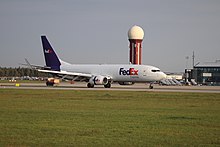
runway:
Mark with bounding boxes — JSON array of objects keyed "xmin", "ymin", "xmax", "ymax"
[{"xmin": 1, "ymin": 82, "xmax": 220, "ymax": 93}]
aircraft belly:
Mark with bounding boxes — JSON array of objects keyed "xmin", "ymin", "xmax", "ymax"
[{"xmin": 114, "ymin": 75, "xmax": 141, "ymax": 82}]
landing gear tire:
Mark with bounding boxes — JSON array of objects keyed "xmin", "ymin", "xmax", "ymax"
[
  {"xmin": 104, "ymin": 82, "xmax": 111, "ymax": 88},
  {"xmin": 149, "ymin": 84, "xmax": 153, "ymax": 89},
  {"xmin": 46, "ymin": 81, "xmax": 54, "ymax": 86},
  {"xmin": 87, "ymin": 83, "xmax": 94, "ymax": 88}
]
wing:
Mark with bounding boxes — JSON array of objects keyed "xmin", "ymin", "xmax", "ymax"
[
  {"xmin": 21, "ymin": 58, "xmax": 51, "ymax": 70},
  {"xmin": 38, "ymin": 69, "xmax": 92, "ymax": 82}
]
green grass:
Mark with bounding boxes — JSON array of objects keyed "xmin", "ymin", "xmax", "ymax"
[{"xmin": 0, "ymin": 89, "xmax": 219, "ymax": 146}]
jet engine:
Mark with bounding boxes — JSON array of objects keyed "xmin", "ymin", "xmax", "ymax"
[
  {"xmin": 89, "ymin": 76, "xmax": 108, "ymax": 85},
  {"xmin": 46, "ymin": 78, "xmax": 60, "ymax": 86}
]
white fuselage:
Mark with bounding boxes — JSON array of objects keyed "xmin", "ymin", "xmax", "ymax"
[
  {"xmin": 60, "ymin": 62, "xmax": 166, "ymax": 82},
  {"xmin": 39, "ymin": 36, "xmax": 166, "ymax": 88}
]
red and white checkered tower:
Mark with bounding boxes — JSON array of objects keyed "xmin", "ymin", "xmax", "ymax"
[{"xmin": 128, "ymin": 25, "xmax": 144, "ymax": 64}]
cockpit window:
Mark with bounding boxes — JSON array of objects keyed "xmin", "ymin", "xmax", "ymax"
[{"xmin": 151, "ymin": 69, "xmax": 160, "ymax": 72}]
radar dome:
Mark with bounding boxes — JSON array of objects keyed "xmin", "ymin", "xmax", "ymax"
[{"xmin": 128, "ymin": 25, "xmax": 144, "ymax": 39}]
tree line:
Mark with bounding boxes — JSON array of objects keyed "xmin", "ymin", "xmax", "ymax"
[{"xmin": 0, "ymin": 67, "xmax": 48, "ymax": 77}]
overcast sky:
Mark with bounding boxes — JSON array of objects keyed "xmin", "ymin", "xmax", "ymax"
[{"xmin": 0, "ymin": 0, "xmax": 219, "ymax": 72}]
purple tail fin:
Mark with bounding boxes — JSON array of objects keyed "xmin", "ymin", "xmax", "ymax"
[{"xmin": 41, "ymin": 36, "xmax": 61, "ymax": 71}]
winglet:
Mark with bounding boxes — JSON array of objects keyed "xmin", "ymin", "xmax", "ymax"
[{"xmin": 41, "ymin": 36, "xmax": 61, "ymax": 71}]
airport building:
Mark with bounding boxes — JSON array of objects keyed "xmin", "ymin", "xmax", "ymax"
[{"xmin": 185, "ymin": 60, "xmax": 220, "ymax": 86}]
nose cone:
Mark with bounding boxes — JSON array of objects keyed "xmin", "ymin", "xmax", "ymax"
[{"xmin": 160, "ymin": 72, "xmax": 167, "ymax": 80}]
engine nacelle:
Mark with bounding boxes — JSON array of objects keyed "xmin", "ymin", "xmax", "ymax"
[{"xmin": 89, "ymin": 76, "xmax": 108, "ymax": 85}]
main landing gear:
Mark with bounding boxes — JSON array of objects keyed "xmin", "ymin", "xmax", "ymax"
[
  {"xmin": 46, "ymin": 81, "xmax": 54, "ymax": 86},
  {"xmin": 87, "ymin": 82, "xmax": 111, "ymax": 88},
  {"xmin": 104, "ymin": 82, "xmax": 111, "ymax": 88},
  {"xmin": 87, "ymin": 83, "xmax": 94, "ymax": 88}
]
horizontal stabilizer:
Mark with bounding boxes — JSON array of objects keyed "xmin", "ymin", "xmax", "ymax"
[{"xmin": 22, "ymin": 58, "xmax": 51, "ymax": 70}]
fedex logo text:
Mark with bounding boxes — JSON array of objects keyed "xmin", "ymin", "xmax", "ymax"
[
  {"xmin": 44, "ymin": 49, "xmax": 53, "ymax": 54},
  {"xmin": 119, "ymin": 68, "xmax": 138, "ymax": 76}
]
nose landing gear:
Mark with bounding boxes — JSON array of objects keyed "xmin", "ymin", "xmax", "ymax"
[
  {"xmin": 149, "ymin": 84, "xmax": 153, "ymax": 89},
  {"xmin": 149, "ymin": 82, "xmax": 155, "ymax": 89}
]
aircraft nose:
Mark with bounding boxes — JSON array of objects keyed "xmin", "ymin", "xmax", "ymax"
[{"xmin": 160, "ymin": 72, "xmax": 167, "ymax": 80}]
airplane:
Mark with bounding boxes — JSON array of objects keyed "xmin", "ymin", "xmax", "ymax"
[{"xmin": 26, "ymin": 36, "xmax": 166, "ymax": 89}]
